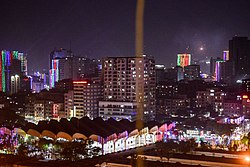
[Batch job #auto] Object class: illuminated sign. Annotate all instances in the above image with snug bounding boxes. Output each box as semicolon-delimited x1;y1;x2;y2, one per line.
177;54;191;68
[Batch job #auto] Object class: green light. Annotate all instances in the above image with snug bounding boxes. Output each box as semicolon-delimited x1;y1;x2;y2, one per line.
1;51;6;92
13;51;18;59
177;54;181;66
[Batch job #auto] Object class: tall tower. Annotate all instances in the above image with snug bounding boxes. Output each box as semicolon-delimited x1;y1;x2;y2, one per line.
229;36;250;77
177;53;191;68
0;50;26;93
101;56;155;121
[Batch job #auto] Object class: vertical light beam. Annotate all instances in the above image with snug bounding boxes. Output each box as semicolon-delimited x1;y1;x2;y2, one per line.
135;0;144;166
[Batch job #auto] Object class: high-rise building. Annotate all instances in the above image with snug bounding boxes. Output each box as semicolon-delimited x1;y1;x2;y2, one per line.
0;50;27;94
242;79;250;93
220;61;234;84
49;48;100;88
99;55;155;121
30;72;46;93
73;57;100;79
229;37;250;78
176;66;184;81
64;90;74;119
10;75;20;95
184;65;201;81
223;51;229;61
210;57;223;77
196;88;225;114
177;54;191;68
72;80;103;119
155;64;166;84
49;57;73;88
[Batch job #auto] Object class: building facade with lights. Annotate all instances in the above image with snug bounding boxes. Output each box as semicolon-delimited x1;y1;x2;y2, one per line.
177;54;191;68
71;80;103;119
99;56;156;121
196;88;225;114
49;48;101;88
0;50;27;94
184;64;201;81
229;37;250;78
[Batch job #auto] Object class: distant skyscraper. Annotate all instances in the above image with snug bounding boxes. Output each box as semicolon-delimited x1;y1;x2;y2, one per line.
49;48;100;88
176;66;184;81
99;55;156;121
155;64;165;84
223;51;229;61
177;53;191;68
49;57;73;88
0;50;27;94
184;64;201;81
30;72;46;93
210;57;223;77
229;37;250;78
242;79;250;93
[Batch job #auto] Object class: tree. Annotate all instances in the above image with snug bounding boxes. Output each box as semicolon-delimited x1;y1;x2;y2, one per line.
241;134;250;150
61;140;88;161
17;143;28;157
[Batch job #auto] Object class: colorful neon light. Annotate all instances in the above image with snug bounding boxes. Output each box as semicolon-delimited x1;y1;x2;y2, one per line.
49;69;54;88
50;59;59;88
0;51;2;91
73;81;88;84
215;60;224;82
0;50;27;92
1;51;6;92
177;54;191;68
12;51;18;59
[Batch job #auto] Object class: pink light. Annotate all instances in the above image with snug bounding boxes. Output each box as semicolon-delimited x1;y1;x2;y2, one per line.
73;81;88;84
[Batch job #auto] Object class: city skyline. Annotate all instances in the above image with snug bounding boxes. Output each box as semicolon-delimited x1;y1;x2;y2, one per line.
1;0;250;72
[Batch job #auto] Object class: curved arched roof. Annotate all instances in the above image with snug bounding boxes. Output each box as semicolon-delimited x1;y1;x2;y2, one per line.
159;123;168;132
89;134;102;143
129;129;139;137
0;127;11;135
72;133;87;140
14;128;26;137
117;131;128;139
149;126;158;133
107;133;117;141
4;117;171;143
27;129;41;138
41;130;56;139
57;131;72;141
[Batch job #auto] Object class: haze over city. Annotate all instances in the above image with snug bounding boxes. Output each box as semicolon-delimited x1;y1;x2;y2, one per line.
1;0;250;72
1;0;250;167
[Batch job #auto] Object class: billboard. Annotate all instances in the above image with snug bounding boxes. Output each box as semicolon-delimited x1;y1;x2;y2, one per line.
177;54;191;68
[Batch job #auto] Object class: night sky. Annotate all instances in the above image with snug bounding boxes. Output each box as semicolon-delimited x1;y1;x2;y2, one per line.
1;0;250;72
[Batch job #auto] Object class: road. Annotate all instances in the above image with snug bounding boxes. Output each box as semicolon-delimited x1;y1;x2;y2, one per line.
190;151;246;159
136;155;249;167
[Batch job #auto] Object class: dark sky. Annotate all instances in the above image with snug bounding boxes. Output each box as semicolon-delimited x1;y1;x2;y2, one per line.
1;0;250;73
